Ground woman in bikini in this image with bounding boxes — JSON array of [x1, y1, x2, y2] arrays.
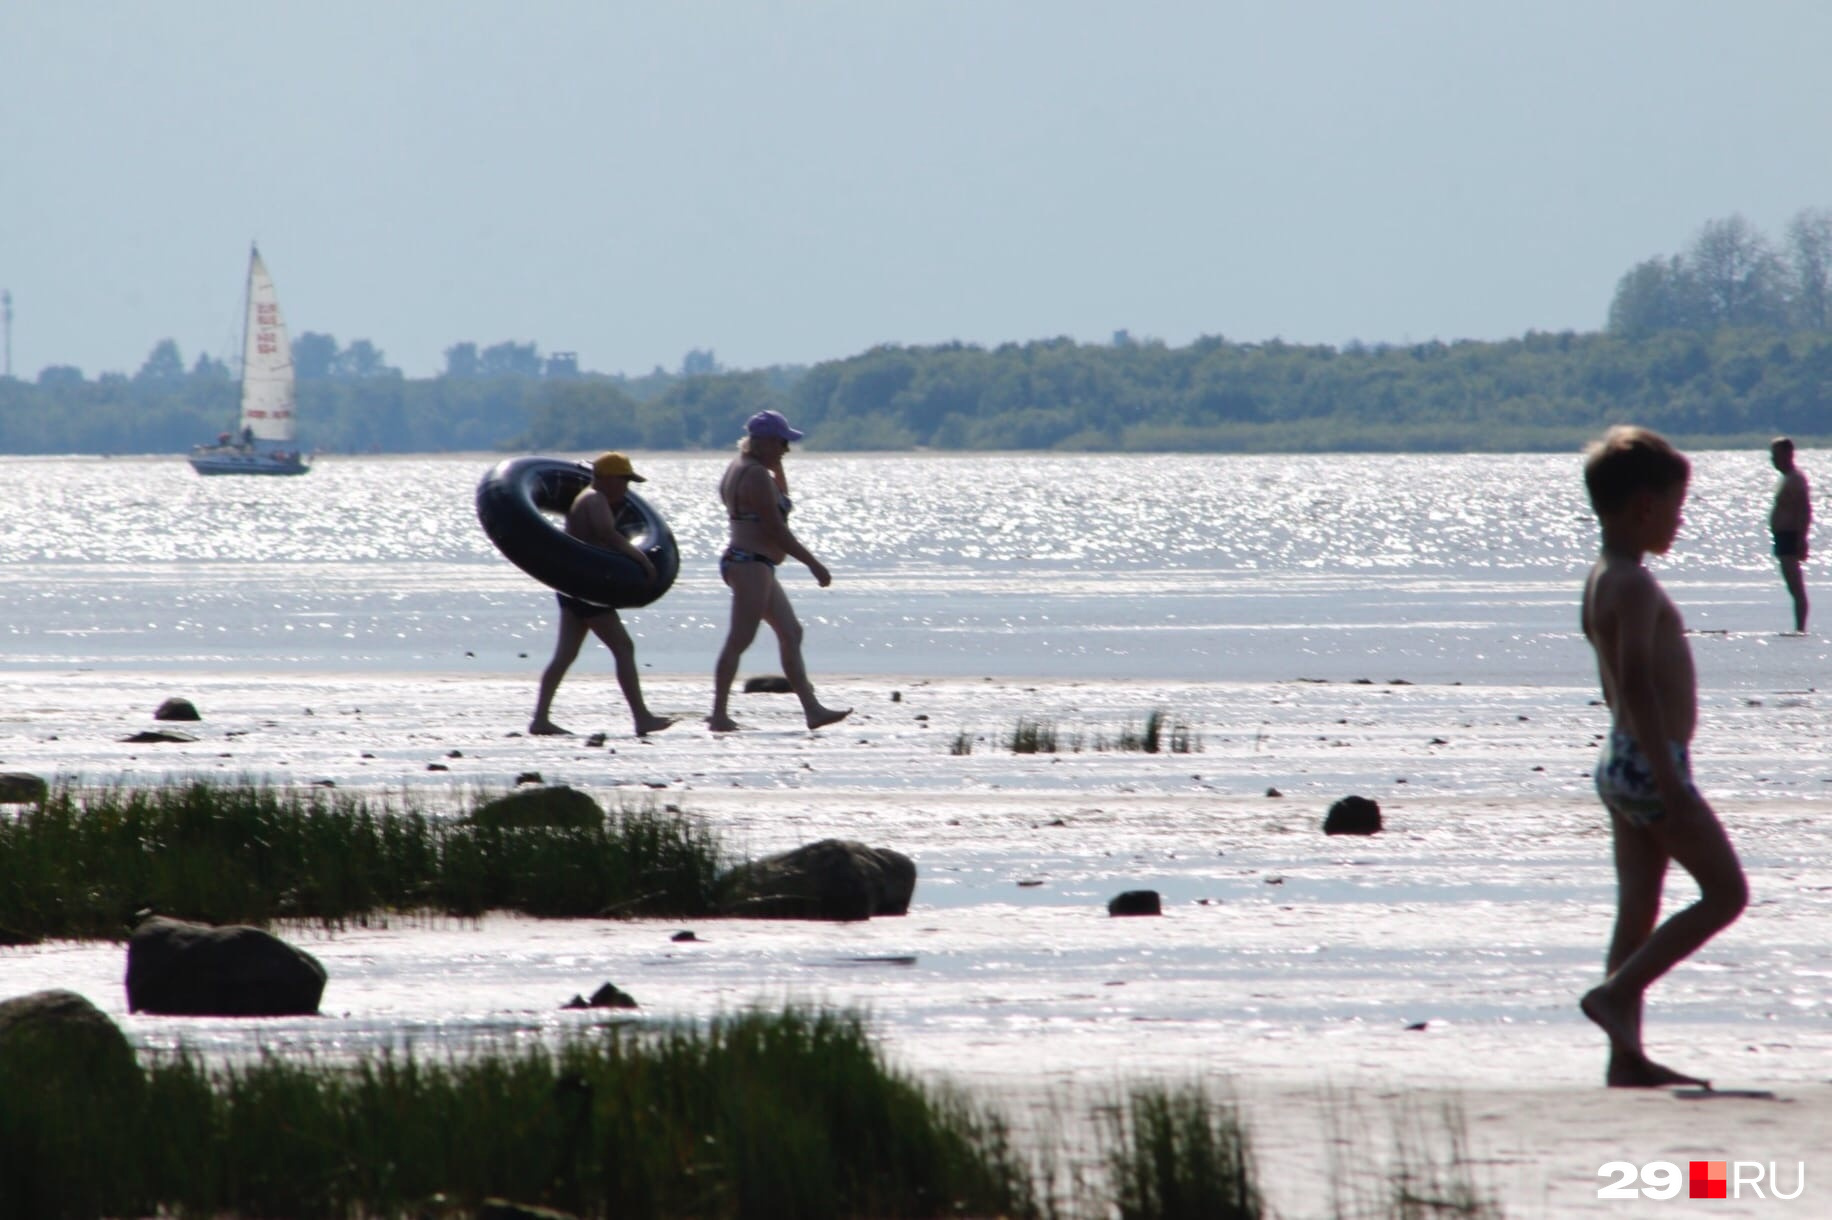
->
[[707, 410, 851, 732]]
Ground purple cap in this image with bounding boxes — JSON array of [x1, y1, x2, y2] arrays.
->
[[745, 410, 805, 442]]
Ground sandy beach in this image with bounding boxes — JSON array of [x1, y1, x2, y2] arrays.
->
[[4, 664, 1829, 1216]]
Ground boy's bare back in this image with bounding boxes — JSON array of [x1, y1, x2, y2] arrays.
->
[[1582, 553, 1698, 746]]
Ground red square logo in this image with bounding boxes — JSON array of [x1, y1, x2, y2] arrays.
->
[[1690, 1160, 1727, 1200]]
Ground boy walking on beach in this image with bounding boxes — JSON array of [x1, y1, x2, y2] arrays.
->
[[1579, 426, 1748, 1088]]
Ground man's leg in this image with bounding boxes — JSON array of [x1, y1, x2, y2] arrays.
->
[[1780, 557, 1808, 631], [587, 612, 672, 735], [531, 610, 590, 734]]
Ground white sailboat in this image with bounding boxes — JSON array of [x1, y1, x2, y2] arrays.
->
[[188, 245, 309, 476]]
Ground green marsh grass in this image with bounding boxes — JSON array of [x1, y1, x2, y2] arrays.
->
[[1325, 1098, 1503, 1220], [1103, 1083, 1263, 1220], [1001, 710, 1200, 756], [1009, 717, 1061, 754], [0, 780, 726, 940], [0, 1000, 1511, 1220], [0, 1008, 1037, 1220]]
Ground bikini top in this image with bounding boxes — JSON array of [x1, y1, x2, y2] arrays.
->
[[730, 494, 793, 524]]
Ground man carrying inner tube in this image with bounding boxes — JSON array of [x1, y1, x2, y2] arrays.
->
[[530, 451, 676, 737]]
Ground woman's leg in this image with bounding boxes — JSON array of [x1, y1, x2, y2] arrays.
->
[[709, 562, 771, 731], [760, 578, 850, 729]]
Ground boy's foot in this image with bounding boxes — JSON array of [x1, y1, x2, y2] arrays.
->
[[529, 720, 573, 736], [1580, 985, 1637, 1057], [1606, 1051, 1710, 1090], [635, 714, 677, 736], [707, 715, 744, 733], [806, 706, 852, 730]]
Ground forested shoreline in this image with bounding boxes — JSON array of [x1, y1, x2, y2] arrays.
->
[[6, 211, 1830, 455], [5, 326, 1830, 456]]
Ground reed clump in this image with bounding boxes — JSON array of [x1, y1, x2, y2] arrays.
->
[[1001, 710, 1200, 756], [0, 1007, 1039, 1220], [0, 780, 726, 940], [0, 998, 1507, 1220], [1103, 1083, 1263, 1220], [1009, 718, 1061, 754]]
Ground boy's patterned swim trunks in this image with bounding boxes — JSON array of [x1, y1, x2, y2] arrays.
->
[[1595, 725, 1696, 828]]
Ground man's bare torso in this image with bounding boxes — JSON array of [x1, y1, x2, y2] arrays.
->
[[1772, 468, 1810, 533], [566, 487, 622, 547]]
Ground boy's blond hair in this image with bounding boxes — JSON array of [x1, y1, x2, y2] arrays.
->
[[1583, 425, 1691, 516]]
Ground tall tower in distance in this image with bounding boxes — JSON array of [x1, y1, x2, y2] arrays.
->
[[1, 290, 11, 378]]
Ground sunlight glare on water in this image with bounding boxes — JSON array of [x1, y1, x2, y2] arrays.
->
[[1, 450, 1822, 684]]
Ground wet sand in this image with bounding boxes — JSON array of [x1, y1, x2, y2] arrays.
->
[[4, 666, 1830, 1216]]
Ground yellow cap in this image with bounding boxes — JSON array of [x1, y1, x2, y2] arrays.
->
[[592, 451, 646, 482]]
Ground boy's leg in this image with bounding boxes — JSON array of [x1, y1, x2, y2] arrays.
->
[[587, 612, 673, 735], [1610, 801, 1747, 997], [1589, 817, 1673, 1084], [1584, 800, 1747, 1085], [531, 611, 590, 734]]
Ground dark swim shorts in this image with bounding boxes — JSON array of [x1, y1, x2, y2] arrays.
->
[[555, 592, 615, 620], [1774, 530, 1804, 559]]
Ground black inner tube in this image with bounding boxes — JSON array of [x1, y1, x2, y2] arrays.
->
[[475, 457, 680, 609]]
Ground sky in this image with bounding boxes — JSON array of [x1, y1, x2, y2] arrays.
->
[[5, 1, 1832, 381]]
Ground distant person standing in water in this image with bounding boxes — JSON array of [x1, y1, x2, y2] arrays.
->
[[1578, 426, 1748, 1088], [529, 451, 674, 738], [707, 410, 851, 732], [1769, 436, 1811, 633]]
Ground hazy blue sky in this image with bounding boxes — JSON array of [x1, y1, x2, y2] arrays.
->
[[6, 1, 1832, 379]]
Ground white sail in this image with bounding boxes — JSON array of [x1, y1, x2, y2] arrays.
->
[[238, 248, 296, 443]]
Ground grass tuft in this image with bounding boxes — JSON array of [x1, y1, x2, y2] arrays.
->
[[0, 780, 727, 939], [1, 1007, 1038, 1220], [1009, 718, 1061, 754], [1002, 710, 1200, 755], [1104, 1083, 1263, 1220]]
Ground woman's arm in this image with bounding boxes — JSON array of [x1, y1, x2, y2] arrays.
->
[[742, 464, 830, 585]]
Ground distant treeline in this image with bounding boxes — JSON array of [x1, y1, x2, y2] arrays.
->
[[4, 211, 1830, 455]]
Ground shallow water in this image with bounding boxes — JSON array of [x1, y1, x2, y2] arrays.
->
[[3, 451, 1830, 1215], [7, 450, 1829, 685]]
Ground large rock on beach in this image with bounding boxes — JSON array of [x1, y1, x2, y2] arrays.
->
[[0, 989, 142, 1103], [1324, 795, 1383, 836], [717, 839, 916, 921], [125, 916, 327, 1016], [154, 696, 201, 721], [743, 675, 794, 694], [0, 771, 49, 804], [469, 784, 603, 830], [0, 988, 145, 1214]]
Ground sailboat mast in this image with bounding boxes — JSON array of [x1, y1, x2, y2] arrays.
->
[[237, 243, 256, 423]]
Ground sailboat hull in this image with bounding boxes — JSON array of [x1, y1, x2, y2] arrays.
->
[[188, 449, 310, 476]]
